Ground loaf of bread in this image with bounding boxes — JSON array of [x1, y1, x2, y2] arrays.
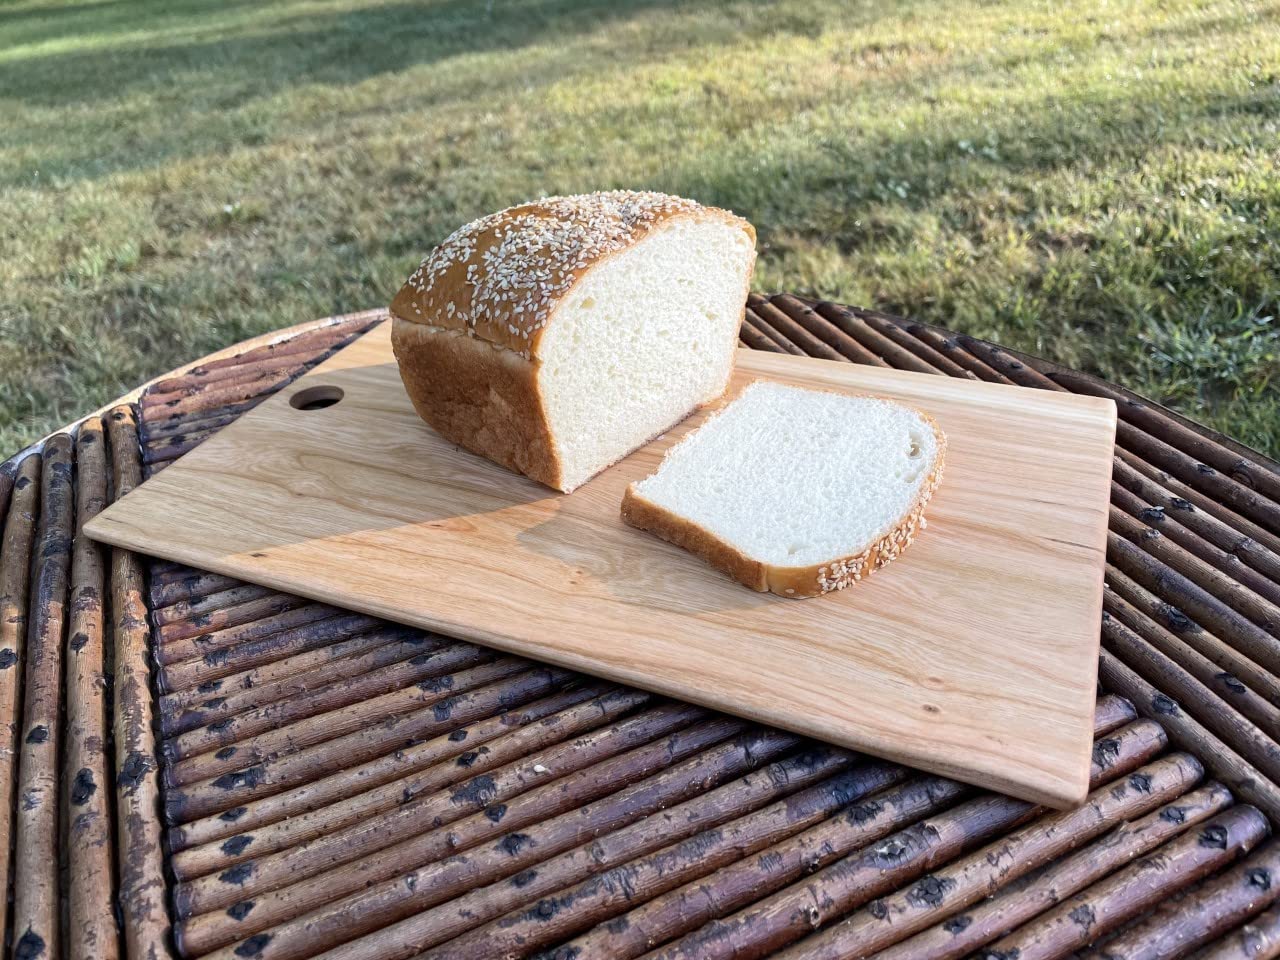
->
[[622, 380, 946, 597], [389, 190, 757, 492]]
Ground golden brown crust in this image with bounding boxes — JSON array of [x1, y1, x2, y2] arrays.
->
[[389, 190, 756, 493], [390, 317, 563, 489], [621, 412, 947, 598], [388, 191, 754, 359]]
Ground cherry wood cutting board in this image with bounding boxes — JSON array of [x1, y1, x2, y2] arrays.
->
[[88, 322, 1117, 807]]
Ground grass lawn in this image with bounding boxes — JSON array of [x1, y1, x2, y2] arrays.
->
[[2, 0, 1277, 456]]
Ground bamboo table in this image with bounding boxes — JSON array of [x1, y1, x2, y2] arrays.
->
[[4, 294, 1280, 960]]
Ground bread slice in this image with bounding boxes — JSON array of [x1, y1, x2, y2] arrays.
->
[[621, 380, 946, 597], [389, 191, 756, 492]]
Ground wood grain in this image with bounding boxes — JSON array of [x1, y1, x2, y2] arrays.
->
[[87, 323, 1117, 807]]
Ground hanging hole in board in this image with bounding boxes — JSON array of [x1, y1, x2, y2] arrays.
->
[[290, 385, 344, 411]]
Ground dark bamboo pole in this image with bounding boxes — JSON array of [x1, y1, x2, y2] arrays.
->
[[0, 459, 13, 529], [160, 613, 389, 701], [161, 629, 427, 737], [1113, 482, 1280, 610], [560, 697, 1135, 960], [169, 684, 638, 876], [405, 762, 907, 960], [179, 724, 781, 958], [954, 335, 1065, 390], [1105, 583, 1280, 737], [156, 602, 343, 663], [894, 320, 1004, 381], [106, 404, 175, 959], [155, 592, 307, 644], [1101, 612, 1280, 783], [808, 301, 933, 372], [1116, 447, 1280, 558], [755, 295, 886, 367], [769, 753, 1206, 959], [747, 296, 846, 362], [1094, 693, 1139, 734], [163, 635, 478, 760], [169, 675, 596, 851], [1112, 418, 1280, 534], [0, 451, 39, 946], [1112, 458, 1280, 587], [173, 698, 697, 897], [1099, 650, 1280, 820], [742, 312, 804, 355], [982, 805, 1270, 960], [146, 316, 375, 393], [1105, 568, 1280, 717], [144, 359, 313, 408], [861, 313, 979, 378], [140, 369, 310, 420], [165, 667, 573, 825], [566, 775, 967, 960], [165, 654, 521, 789], [65, 418, 119, 960], [175, 705, 719, 918], [1076, 839, 1280, 960], [1192, 902, 1280, 960], [145, 363, 307, 411], [11, 434, 73, 959], [1108, 533, 1280, 675], [1111, 506, 1280, 634], [875, 781, 1233, 960], [630, 722, 1169, 960], [158, 611, 384, 692], [738, 321, 786, 353], [150, 570, 243, 608], [856, 311, 971, 377], [152, 583, 274, 625], [158, 624, 410, 722]]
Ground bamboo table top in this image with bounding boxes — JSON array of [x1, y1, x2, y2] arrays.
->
[[4, 293, 1280, 959]]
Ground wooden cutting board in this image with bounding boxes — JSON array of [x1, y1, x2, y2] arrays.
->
[[88, 323, 1116, 807]]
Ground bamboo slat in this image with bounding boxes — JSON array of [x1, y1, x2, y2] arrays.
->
[[168, 677, 601, 852], [875, 780, 1234, 960], [1104, 569, 1280, 723], [770, 748, 1203, 959], [636, 721, 1166, 960], [1101, 611, 1280, 783], [982, 805, 1270, 960], [173, 702, 712, 915], [107, 404, 176, 959], [1193, 903, 1280, 959], [65, 418, 119, 960], [1080, 840, 1280, 959], [11, 434, 73, 959], [0, 452, 39, 946], [182, 726, 793, 958]]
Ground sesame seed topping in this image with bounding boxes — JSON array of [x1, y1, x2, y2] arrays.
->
[[395, 190, 708, 359]]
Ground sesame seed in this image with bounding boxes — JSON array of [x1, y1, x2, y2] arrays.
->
[[399, 191, 711, 350]]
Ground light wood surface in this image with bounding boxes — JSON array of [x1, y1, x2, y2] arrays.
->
[[87, 323, 1117, 807]]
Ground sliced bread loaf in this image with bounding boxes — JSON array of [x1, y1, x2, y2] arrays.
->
[[621, 380, 946, 597], [390, 191, 756, 492]]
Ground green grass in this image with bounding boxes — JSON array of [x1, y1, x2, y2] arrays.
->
[[2, 0, 1278, 457]]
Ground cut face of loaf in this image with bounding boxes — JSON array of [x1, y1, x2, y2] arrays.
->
[[621, 380, 946, 597], [389, 191, 757, 492]]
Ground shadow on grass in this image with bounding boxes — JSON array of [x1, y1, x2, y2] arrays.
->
[[0, 0, 766, 108]]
